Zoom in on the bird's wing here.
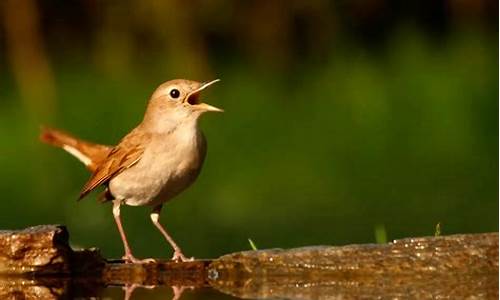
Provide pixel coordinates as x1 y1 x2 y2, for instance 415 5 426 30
78 128 150 200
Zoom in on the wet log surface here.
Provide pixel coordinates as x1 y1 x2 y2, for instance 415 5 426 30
0 225 104 276
0 225 71 274
0 225 497 299
209 232 498 299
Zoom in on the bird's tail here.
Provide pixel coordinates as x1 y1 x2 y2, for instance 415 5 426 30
40 127 112 172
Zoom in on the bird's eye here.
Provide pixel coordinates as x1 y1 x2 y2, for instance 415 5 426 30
169 88 180 99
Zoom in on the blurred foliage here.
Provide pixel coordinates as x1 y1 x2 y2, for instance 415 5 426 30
0 0 497 260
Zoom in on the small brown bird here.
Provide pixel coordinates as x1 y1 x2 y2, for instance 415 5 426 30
41 79 221 263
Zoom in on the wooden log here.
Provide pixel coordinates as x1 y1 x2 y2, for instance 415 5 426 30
208 232 498 299
0 225 72 275
103 259 210 287
0 225 209 285
0 225 497 299
0 225 104 275
0 225 210 299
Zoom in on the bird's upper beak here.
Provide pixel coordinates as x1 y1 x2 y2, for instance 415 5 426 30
186 79 223 112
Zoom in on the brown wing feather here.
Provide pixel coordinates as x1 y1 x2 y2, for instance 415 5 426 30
78 128 150 200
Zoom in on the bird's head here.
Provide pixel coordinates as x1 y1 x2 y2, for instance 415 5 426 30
143 79 222 130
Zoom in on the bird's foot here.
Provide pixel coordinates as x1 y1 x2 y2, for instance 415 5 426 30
171 251 194 262
122 254 156 264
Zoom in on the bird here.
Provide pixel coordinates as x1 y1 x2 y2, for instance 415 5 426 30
40 79 222 263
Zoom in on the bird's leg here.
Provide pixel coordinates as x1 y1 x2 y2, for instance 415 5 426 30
113 201 154 264
150 205 193 262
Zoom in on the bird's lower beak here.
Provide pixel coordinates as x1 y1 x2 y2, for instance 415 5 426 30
187 79 223 112
195 102 224 112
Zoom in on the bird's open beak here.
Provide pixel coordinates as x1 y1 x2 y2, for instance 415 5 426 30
186 79 223 112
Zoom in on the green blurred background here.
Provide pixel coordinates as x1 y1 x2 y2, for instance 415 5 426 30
0 0 497 260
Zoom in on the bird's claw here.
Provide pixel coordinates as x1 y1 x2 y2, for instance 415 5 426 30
122 254 156 264
171 251 194 262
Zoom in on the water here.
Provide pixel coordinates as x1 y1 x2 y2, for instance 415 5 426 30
2 274 497 300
